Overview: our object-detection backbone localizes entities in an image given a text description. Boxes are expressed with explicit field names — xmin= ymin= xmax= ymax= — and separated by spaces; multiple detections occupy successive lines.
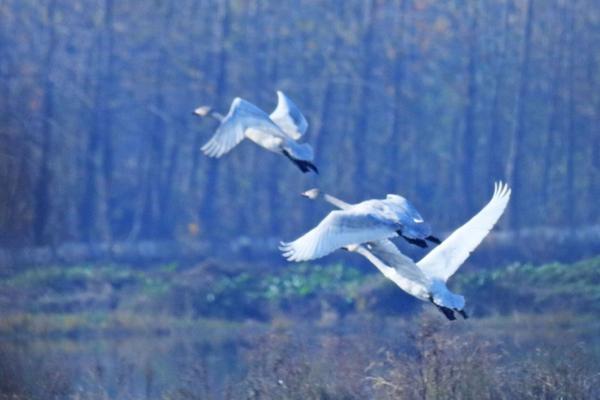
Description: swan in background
xmin=300 ymin=182 xmax=512 ymax=320
xmin=193 ymin=91 xmax=317 ymax=174
xmin=280 ymin=193 xmax=440 ymax=262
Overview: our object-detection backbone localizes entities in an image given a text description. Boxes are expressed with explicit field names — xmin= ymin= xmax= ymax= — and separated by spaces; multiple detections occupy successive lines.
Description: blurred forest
xmin=1 ymin=0 xmax=599 ymax=252
xmin=1 ymin=1 xmax=600 ymax=398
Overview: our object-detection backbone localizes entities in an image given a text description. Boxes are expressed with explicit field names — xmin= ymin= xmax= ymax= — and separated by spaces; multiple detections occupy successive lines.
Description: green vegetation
xmin=0 ymin=257 xmax=599 ymax=399
xmin=0 ymin=261 xmax=368 ymax=337
xmin=1 ymin=257 xmax=599 ymax=339
xmin=455 ymin=256 xmax=600 ymax=316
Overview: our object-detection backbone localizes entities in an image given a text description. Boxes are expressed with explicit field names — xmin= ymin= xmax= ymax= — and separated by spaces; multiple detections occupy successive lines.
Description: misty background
xmin=1 ymin=0 xmax=599 ymax=399
xmin=1 ymin=0 xmax=598 ymax=256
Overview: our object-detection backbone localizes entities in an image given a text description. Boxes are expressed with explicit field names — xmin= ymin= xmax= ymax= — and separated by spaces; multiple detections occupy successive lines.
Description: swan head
xmin=193 ymin=105 xmax=212 ymax=117
xmin=385 ymin=194 xmax=407 ymax=204
xmin=301 ymin=188 xmax=321 ymax=200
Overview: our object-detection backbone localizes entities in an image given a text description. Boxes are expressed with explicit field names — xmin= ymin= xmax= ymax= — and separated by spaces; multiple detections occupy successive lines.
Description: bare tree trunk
xmin=352 ymin=0 xmax=378 ymax=191
xmin=79 ymin=0 xmax=115 ymax=242
xmin=33 ymin=0 xmax=57 ymax=245
xmin=542 ymin=14 xmax=565 ymax=209
xmin=461 ymin=1 xmax=480 ymax=215
xmin=587 ymin=37 xmax=600 ymax=224
xmin=565 ymin=1 xmax=577 ymax=228
xmin=266 ymin=8 xmax=283 ymax=235
xmin=387 ymin=0 xmax=408 ymax=191
xmin=101 ymin=0 xmax=115 ymax=238
xmin=199 ymin=0 xmax=230 ymax=234
xmin=488 ymin=0 xmax=511 ymax=183
xmin=152 ymin=2 xmax=175 ymax=238
xmin=505 ymin=0 xmax=534 ymax=229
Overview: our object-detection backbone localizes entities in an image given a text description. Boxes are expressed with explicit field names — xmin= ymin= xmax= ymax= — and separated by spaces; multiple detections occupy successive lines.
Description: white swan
xmin=300 ymin=182 xmax=511 ymax=320
xmin=280 ymin=193 xmax=439 ymax=262
xmin=194 ymin=91 xmax=317 ymax=174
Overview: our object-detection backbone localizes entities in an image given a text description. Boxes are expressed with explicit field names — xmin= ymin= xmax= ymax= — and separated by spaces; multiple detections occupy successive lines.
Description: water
xmin=2 ymin=332 xmax=248 ymax=399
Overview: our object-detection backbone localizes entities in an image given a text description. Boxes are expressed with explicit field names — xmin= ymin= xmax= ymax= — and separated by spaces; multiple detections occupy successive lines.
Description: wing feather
xmin=365 ymin=240 xmax=430 ymax=286
xmin=201 ymin=98 xmax=276 ymax=158
xmin=280 ymin=210 xmax=397 ymax=262
xmin=269 ymin=91 xmax=308 ymax=140
xmin=417 ymin=182 xmax=511 ymax=281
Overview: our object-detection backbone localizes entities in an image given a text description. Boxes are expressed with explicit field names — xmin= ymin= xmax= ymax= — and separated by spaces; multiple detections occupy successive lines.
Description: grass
xmin=1 ymin=256 xmax=599 ymax=339
xmin=1 ymin=253 xmax=599 ymax=400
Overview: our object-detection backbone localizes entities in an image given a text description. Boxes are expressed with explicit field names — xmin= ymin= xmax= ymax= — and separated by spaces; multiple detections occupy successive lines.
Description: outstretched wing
xmin=365 ymin=240 xmax=430 ymax=286
xmin=280 ymin=210 xmax=397 ymax=262
xmin=269 ymin=91 xmax=308 ymax=140
xmin=417 ymin=182 xmax=511 ymax=281
xmin=201 ymin=98 xmax=274 ymax=158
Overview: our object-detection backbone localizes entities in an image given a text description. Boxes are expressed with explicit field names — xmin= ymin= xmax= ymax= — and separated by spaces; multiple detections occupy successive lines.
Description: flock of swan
xmin=195 ymin=91 xmax=511 ymax=321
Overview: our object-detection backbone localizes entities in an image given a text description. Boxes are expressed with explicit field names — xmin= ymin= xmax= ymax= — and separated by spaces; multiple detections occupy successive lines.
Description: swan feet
xmin=429 ymin=296 xmax=456 ymax=320
xmin=437 ymin=306 xmax=456 ymax=320
xmin=426 ymin=235 xmax=441 ymax=244
xmin=398 ymin=232 xmax=428 ymax=248
xmin=282 ymin=150 xmax=319 ymax=174
xmin=397 ymin=232 xmax=441 ymax=248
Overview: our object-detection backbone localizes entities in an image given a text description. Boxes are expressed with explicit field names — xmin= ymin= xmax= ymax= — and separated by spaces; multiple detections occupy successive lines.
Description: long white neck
xmin=322 ymin=193 xmax=352 ymax=210
xmin=354 ymin=246 xmax=430 ymax=301
xmin=210 ymin=111 xmax=225 ymax=122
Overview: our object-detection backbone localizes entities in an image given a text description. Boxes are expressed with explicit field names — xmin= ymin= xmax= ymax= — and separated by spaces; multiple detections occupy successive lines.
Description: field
xmin=1 ymin=257 xmax=599 ymax=399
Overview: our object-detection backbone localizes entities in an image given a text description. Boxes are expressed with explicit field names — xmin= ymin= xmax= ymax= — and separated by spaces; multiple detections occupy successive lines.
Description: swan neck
xmin=323 ymin=194 xmax=351 ymax=210
xmin=211 ymin=111 xmax=225 ymax=122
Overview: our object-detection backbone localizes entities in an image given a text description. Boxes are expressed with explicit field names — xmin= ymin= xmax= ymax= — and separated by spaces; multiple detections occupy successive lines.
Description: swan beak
xmin=194 ymin=106 xmax=211 ymax=117
xmin=301 ymin=188 xmax=320 ymax=199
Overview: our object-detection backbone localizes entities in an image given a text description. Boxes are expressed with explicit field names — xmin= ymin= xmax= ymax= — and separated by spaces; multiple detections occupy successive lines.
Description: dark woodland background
xmin=1 ymin=0 xmax=598 ymax=251
xmin=1 ymin=0 xmax=600 ymax=399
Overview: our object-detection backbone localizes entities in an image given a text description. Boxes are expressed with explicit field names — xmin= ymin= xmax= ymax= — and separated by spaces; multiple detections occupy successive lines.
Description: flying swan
xmin=299 ymin=182 xmax=511 ymax=320
xmin=279 ymin=193 xmax=441 ymax=262
xmin=194 ymin=91 xmax=318 ymax=174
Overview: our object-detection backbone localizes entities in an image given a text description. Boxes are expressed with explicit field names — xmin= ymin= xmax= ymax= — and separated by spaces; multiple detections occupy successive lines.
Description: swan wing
xmin=365 ymin=240 xmax=430 ymax=286
xmin=417 ymin=182 xmax=511 ymax=281
xmin=201 ymin=98 xmax=277 ymax=157
xmin=269 ymin=91 xmax=308 ymax=140
xmin=280 ymin=209 xmax=398 ymax=262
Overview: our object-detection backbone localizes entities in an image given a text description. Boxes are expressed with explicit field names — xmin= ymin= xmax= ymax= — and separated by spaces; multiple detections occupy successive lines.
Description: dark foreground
xmin=1 ymin=257 xmax=599 ymax=399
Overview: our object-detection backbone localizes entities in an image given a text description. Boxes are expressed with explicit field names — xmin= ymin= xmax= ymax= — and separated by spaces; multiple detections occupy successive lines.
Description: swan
xmin=279 ymin=193 xmax=440 ymax=262
xmin=193 ymin=91 xmax=318 ymax=174
xmin=299 ymin=182 xmax=511 ymax=320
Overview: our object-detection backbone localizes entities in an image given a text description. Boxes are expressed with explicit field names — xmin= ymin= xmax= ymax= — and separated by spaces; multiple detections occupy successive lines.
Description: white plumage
xmin=195 ymin=91 xmax=318 ymax=173
xmin=269 ymin=91 xmax=308 ymax=140
xmin=280 ymin=207 xmax=400 ymax=262
xmin=417 ymin=182 xmax=512 ymax=282
xmin=299 ymin=182 xmax=512 ymax=320
xmin=280 ymin=193 xmax=434 ymax=262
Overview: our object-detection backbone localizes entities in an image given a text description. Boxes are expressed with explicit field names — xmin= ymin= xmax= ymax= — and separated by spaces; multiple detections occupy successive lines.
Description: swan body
xmin=299 ymin=182 xmax=512 ymax=320
xmin=194 ymin=91 xmax=317 ymax=174
xmin=280 ymin=193 xmax=437 ymax=262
